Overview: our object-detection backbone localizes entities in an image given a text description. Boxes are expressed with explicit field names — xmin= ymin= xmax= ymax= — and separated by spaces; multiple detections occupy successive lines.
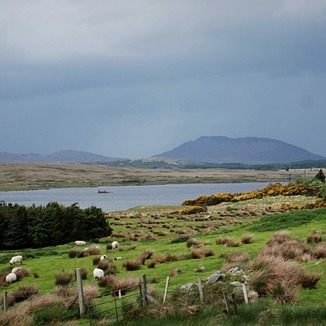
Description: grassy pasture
xmin=1 ymin=191 xmax=326 ymax=324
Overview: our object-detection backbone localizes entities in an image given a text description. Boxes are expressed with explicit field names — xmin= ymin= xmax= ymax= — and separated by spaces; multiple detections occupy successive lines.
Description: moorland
xmin=0 ymin=162 xmax=321 ymax=191
xmin=0 ymin=164 xmax=326 ymax=325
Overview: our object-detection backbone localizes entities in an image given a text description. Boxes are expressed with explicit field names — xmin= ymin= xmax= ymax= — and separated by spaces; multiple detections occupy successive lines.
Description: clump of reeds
xmin=138 ymin=250 xmax=153 ymax=264
xmin=261 ymin=232 xmax=311 ymax=261
xmin=68 ymin=248 xmax=83 ymax=258
xmin=170 ymin=267 xmax=181 ymax=277
xmin=0 ymin=293 xmax=66 ymax=326
xmin=219 ymin=251 xmax=249 ymax=263
xmin=215 ymin=236 xmax=240 ymax=247
xmin=190 ymin=249 xmax=214 ymax=259
xmin=11 ymin=284 xmax=39 ymax=303
xmin=55 ymin=271 xmax=74 ymax=286
xmin=267 ymin=231 xmax=291 ymax=246
xmin=307 ymin=231 xmax=322 ymax=243
xmin=312 ymin=242 xmax=326 ymax=259
xmin=54 ymin=285 xmax=75 ymax=298
xmin=123 ymin=259 xmax=142 ymax=271
xmin=249 ymin=254 xmax=303 ymax=297
xmin=93 ymin=256 xmax=101 ymax=265
xmin=186 ymin=237 xmax=200 ymax=248
xmin=83 ymin=246 xmax=101 ymax=256
xmin=0 ymin=272 xmax=8 ymax=286
xmin=152 ymin=253 xmax=179 ymax=264
xmin=110 ymin=276 xmax=139 ymax=295
xmin=98 ymin=275 xmax=114 ymax=288
xmin=147 ymin=261 xmax=156 ymax=268
xmin=122 ymin=250 xmax=153 ymax=271
xmin=241 ymin=233 xmax=254 ymax=244
xmin=271 ymin=282 xmax=298 ymax=304
xmin=300 ymin=270 xmax=323 ymax=289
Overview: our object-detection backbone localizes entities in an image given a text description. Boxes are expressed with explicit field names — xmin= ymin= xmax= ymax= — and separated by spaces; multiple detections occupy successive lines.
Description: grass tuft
xmin=55 ymin=271 xmax=74 ymax=286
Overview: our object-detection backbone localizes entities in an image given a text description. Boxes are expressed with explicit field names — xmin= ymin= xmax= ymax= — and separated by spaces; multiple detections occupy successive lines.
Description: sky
xmin=1 ymin=0 xmax=326 ymax=159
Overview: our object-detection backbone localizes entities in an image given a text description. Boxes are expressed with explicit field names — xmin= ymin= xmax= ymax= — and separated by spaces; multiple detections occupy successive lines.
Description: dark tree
xmin=3 ymin=205 xmax=29 ymax=249
xmin=315 ymin=169 xmax=325 ymax=183
xmin=0 ymin=202 xmax=111 ymax=249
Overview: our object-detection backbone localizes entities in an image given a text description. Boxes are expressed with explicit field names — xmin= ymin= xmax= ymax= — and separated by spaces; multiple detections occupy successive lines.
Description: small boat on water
xmin=97 ymin=190 xmax=110 ymax=194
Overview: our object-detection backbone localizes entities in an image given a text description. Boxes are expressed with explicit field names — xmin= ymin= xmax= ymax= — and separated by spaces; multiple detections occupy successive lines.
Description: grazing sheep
xmin=9 ymin=255 xmax=23 ymax=265
xmin=114 ymin=257 xmax=122 ymax=260
xmin=6 ymin=272 xmax=17 ymax=284
xmin=75 ymin=240 xmax=86 ymax=246
xmin=93 ymin=268 xmax=104 ymax=280
xmin=111 ymin=241 xmax=119 ymax=249
xmin=100 ymin=255 xmax=108 ymax=261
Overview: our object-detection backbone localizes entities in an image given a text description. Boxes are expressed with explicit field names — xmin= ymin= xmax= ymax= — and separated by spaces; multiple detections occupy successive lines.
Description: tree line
xmin=0 ymin=202 xmax=112 ymax=249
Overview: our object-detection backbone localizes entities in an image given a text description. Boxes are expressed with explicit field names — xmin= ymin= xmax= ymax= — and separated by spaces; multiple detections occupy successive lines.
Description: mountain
xmin=0 ymin=150 xmax=127 ymax=163
xmin=154 ymin=136 xmax=326 ymax=164
xmin=2 ymin=137 xmax=326 ymax=165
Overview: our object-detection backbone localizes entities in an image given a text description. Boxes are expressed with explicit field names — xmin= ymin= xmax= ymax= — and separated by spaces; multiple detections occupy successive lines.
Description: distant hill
xmin=2 ymin=137 xmax=326 ymax=166
xmin=154 ymin=136 xmax=326 ymax=164
xmin=0 ymin=150 xmax=127 ymax=163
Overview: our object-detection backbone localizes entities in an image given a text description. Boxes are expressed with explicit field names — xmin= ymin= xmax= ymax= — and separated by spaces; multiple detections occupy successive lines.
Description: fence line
xmin=2 ymin=270 xmax=249 ymax=322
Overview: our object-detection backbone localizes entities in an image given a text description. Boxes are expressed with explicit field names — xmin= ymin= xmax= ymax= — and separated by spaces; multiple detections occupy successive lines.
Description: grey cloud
xmin=1 ymin=1 xmax=326 ymax=158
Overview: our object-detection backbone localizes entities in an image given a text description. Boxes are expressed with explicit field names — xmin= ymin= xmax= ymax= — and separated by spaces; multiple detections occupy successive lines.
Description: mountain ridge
xmin=0 ymin=150 xmax=126 ymax=163
xmin=154 ymin=136 xmax=326 ymax=164
xmin=1 ymin=136 xmax=325 ymax=165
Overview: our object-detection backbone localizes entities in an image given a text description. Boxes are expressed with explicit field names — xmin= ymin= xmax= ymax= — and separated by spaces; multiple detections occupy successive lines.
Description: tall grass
xmin=249 ymin=208 xmax=326 ymax=232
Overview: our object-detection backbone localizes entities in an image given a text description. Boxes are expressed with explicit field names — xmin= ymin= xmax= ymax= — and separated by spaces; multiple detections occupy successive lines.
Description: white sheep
xmin=6 ymin=272 xmax=17 ymax=284
xmin=93 ymin=268 xmax=104 ymax=280
xmin=75 ymin=240 xmax=86 ymax=246
xmin=11 ymin=267 xmax=22 ymax=273
xmin=9 ymin=255 xmax=23 ymax=265
xmin=100 ymin=255 xmax=107 ymax=261
xmin=111 ymin=241 xmax=119 ymax=249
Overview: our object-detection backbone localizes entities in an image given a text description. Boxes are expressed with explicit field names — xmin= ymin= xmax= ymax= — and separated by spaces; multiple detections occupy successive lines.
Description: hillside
xmin=1 ymin=136 xmax=326 ymax=165
xmin=155 ymin=136 xmax=326 ymax=164
xmin=0 ymin=150 xmax=126 ymax=164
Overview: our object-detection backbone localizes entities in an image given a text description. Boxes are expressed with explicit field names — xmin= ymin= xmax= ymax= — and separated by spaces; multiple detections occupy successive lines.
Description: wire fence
xmin=87 ymin=284 xmax=142 ymax=324
xmin=1 ymin=270 xmax=249 ymax=324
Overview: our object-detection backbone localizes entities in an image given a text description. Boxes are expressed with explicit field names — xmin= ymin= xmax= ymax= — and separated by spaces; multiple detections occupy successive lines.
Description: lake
xmin=0 ymin=182 xmax=271 ymax=212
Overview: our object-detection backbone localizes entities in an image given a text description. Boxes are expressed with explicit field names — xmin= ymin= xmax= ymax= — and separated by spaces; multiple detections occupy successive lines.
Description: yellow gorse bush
xmin=181 ymin=183 xmax=322 ymax=207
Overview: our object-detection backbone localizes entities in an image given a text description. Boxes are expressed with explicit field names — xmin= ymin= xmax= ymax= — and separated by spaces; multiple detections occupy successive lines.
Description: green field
xmin=1 ymin=182 xmax=326 ymax=325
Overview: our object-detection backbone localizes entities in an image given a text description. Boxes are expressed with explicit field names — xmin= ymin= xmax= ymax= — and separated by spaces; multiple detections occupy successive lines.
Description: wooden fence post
xmin=114 ymin=295 xmax=119 ymax=323
xmin=222 ymin=292 xmax=230 ymax=313
xmin=3 ymin=291 xmax=8 ymax=311
xmin=140 ymin=274 xmax=148 ymax=307
xmin=197 ymin=277 xmax=204 ymax=303
xmin=242 ymin=283 xmax=249 ymax=304
xmin=163 ymin=276 xmax=170 ymax=305
xmin=76 ymin=268 xmax=85 ymax=317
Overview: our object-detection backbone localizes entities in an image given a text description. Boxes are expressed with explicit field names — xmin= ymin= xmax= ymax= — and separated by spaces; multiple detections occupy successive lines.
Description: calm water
xmin=0 ymin=182 xmax=271 ymax=212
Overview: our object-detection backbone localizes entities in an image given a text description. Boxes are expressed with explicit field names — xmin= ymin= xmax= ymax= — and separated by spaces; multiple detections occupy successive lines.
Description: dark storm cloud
xmin=1 ymin=0 xmax=326 ymax=157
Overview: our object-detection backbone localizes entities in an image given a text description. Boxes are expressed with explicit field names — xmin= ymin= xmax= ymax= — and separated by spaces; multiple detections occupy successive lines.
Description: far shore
xmin=0 ymin=162 xmax=323 ymax=191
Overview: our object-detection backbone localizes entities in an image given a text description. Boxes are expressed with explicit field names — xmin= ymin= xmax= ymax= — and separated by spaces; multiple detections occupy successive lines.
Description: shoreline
xmin=0 ymin=162 xmax=320 ymax=191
